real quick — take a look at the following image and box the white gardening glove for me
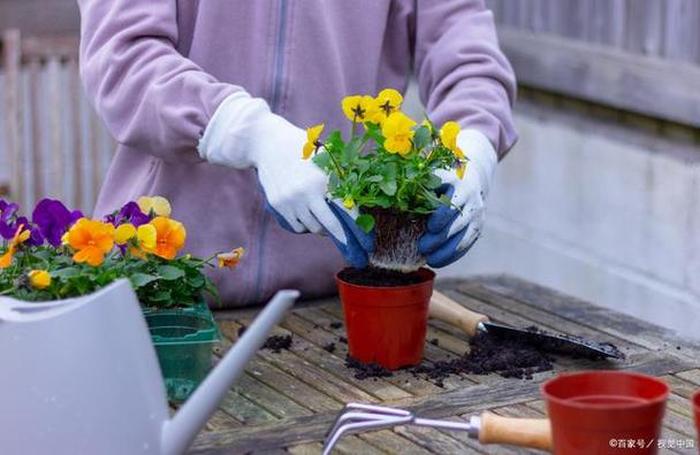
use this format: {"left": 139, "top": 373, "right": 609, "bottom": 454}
{"left": 418, "top": 129, "right": 497, "bottom": 267}
{"left": 198, "top": 92, "right": 373, "bottom": 267}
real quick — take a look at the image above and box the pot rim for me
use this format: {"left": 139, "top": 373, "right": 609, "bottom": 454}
{"left": 541, "top": 370, "right": 669, "bottom": 411}
{"left": 336, "top": 267, "right": 436, "bottom": 291}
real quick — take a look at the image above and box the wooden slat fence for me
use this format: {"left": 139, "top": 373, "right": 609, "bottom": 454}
{"left": 487, "top": 0, "right": 700, "bottom": 130}
{"left": 0, "top": 29, "right": 113, "bottom": 213}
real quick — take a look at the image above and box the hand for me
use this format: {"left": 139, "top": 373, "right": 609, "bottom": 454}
{"left": 418, "top": 130, "right": 498, "bottom": 268}
{"left": 198, "top": 92, "right": 373, "bottom": 267}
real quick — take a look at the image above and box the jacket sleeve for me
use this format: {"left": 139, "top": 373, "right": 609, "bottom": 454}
{"left": 77, "top": 0, "right": 238, "bottom": 161}
{"left": 413, "top": 0, "right": 518, "bottom": 158}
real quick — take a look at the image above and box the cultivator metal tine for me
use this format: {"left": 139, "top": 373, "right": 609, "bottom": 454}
{"left": 322, "top": 403, "right": 414, "bottom": 455}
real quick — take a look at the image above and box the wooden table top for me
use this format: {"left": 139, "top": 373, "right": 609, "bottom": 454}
{"left": 189, "top": 275, "right": 700, "bottom": 454}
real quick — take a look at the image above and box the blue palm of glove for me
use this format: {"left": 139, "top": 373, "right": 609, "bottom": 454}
{"left": 418, "top": 184, "right": 482, "bottom": 268}
{"left": 267, "top": 201, "right": 375, "bottom": 269}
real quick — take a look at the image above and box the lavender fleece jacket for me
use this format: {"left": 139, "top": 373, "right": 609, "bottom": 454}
{"left": 78, "top": 0, "right": 517, "bottom": 307}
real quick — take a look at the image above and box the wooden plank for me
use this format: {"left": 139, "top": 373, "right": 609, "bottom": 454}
{"left": 28, "top": 58, "right": 43, "bottom": 202}
{"left": 625, "top": 0, "right": 665, "bottom": 56}
{"left": 203, "top": 410, "right": 241, "bottom": 432}
{"left": 663, "top": 0, "right": 699, "bottom": 63}
{"left": 218, "top": 320, "right": 406, "bottom": 403}
{"left": 3, "top": 29, "right": 23, "bottom": 205}
{"left": 456, "top": 276, "right": 700, "bottom": 360}
{"left": 676, "top": 369, "right": 700, "bottom": 386}
{"left": 47, "top": 56, "right": 63, "bottom": 200}
{"left": 191, "top": 352, "right": 691, "bottom": 453}
{"left": 394, "top": 423, "right": 482, "bottom": 455}
{"left": 588, "top": 0, "right": 625, "bottom": 47}
{"left": 68, "top": 59, "right": 83, "bottom": 209}
{"left": 235, "top": 373, "right": 312, "bottom": 420}
{"left": 497, "top": 27, "right": 700, "bottom": 128}
{"left": 287, "top": 442, "right": 324, "bottom": 455}
{"left": 217, "top": 389, "right": 277, "bottom": 425}
{"left": 359, "top": 429, "right": 434, "bottom": 455}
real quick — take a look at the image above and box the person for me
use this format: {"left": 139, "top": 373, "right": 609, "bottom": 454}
{"left": 77, "top": 0, "right": 517, "bottom": 307}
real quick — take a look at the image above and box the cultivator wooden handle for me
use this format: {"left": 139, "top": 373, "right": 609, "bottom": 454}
{"left": 429, "top": 290, "right": 489, "bottom": 337}
{"left": 477, "top": 412, "right": 552, "bottom": 451}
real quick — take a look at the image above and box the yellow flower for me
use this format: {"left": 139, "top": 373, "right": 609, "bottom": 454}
{"left": 382, "top": 111, "right": 416, "bottom": 156}
{"left": 217, "top": 247, "right": 245, "bottom": 269}
{"left": 66, "top": 218, "right": 115, "bottom": 267}
{"left": 343, "top": 196, "right": 355, "bottom": 209}
{"left": 440, "top": 121, "right": 464, "bottom": 159}
{"left": 302, "top": 124, "right": 325, "bottom": 160}
{"left": 137, "top": 196, "right": 172, "bottom": 217}
{"left": 28, "top": 270, "right": 51, "bottom": 289}
{"left": 0, "top": 225, "right": 31, "bottom": 269}
{"left": 141, "top": 216, "right": 186, "bottom": 260}
{"left": 368, "top": 88, "right": 403, "bottom": 123}
{"left": 114, "top": 223, "right": 137, "bottom": 245}
{"left": 341, "top": 95, "right": 376, "bottom": 123}
{"left": 456, "top": 161, "right": 467, "bottom": 180}
{"left": 137, "top": 224, "right": 157, "bottom": 250}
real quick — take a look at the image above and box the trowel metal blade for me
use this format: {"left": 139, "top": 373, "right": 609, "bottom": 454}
{"left": 481, "top": 321, "right": 625, "bottom": 360}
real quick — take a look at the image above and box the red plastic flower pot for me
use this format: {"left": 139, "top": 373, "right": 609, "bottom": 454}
{"left": 336, "top": 268, "right": 435, "bottom": 370}
{"left": 542, "top": 371, "right": 669, "bottom": 454}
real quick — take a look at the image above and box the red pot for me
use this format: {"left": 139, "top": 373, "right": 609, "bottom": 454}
{"left": 542, "top": 371, "right": 669, "bottom": 454}
{"left": 336, "top": 268, "right": 435, "bottom": 370}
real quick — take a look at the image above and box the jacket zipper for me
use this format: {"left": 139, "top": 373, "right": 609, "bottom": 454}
{"left": 253, "top": 0, "right": 289, "bottom": 303}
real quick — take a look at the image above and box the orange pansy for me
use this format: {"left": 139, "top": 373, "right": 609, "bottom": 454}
{"left": 66, "top": 218, "right": 115, "bottom": 267}
{"left": 142, "top": 216, "right": 186, "bottom": 260}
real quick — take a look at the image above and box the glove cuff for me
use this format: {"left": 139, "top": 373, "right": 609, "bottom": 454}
{"left": 197, "top": 91, "right": 275, "bottom": 168}
{"left": 457, "top": 129, "right": 498, "bottom": 197}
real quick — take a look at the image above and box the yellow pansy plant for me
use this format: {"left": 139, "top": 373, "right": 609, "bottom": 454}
{"left": 137, "top": 196, "right": 172, "bottom": 218}
{"left": 300, "top": 88, "right": 468, "bottom": 232}
{"left": 28, "top": 270, "right": 51, "bottom": 289}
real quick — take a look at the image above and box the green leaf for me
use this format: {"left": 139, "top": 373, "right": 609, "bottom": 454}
{"left": 425, "top": 173, "right": 443, "bottom": 190}
{"left": 157, "top": 265, "right": 185, "bottom": 281}
{"left": 355, "top": 214, "right": 375, "bottom": 233}
{"left": 413, "top": 125, "right": 431, "bottom": 151}
{"left": 52, "top": 267, "right": 81, "bottom": 279}
{"left": 379, "top": 180, "right": 397, "bottom": 196}
{"left": 365, "top": 175, "right": 384, "bottom": 183}
{"left": 129, "top": 273, "right": 158, "bottom": 289}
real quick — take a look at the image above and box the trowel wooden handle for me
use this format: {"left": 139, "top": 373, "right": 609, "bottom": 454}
{"left": 479, "top": 412, "right": 552, "bottom": 452}
{"left": 429, "top": 290, "right": 489, "bottom": 337}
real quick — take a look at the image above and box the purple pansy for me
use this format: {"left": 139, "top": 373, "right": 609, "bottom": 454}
{"left": 32, "top": 199, "right": 83, "bottom": 247}
{"left": 105, "top": 201, "right": 150, "bottom": 227}
{"left": 0, "top": 200, "right": 20, "bottom": 240}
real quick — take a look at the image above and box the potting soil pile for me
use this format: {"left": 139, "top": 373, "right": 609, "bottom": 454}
{"left": 346, "top": 331, "right": 554, "bottom": 386}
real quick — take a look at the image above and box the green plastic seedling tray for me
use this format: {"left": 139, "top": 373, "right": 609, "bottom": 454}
{"left": 143, "top": 302, "right": 220, "bottom": 402}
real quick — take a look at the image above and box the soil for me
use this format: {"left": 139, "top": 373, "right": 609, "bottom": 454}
{"left": 366, "top": 208, "right": 428, "bottom": 271}
{"left": 345, "top": 332, "right": 556, "bottom": 385}
{"left": 329, "top": 322, "right": 342, "bottom": 329}
{"left": 518, "top": 325, "right": 625, "bottom": 360}
{"left": 323, "top": 342, "right": 337, "bottom": 354}
{"left": 338, "top": 267, "right": 425, "bottom": 287}
{"left": 237, "top": 324, "right": 292, "bottom": 353}
{"left": 345, "top": 356, "right": 393, "bottom": 380}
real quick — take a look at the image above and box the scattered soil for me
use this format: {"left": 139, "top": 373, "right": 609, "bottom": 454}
{"left": 346, "top": 356, "right": 393, "bottom": 380}
{"left": 329, "top": 322, "right": 342, "bottom": 329}
{"left": 262, "top": 335, "right": 293, "bottom": 353}
{"left": 344, "top": 332, "right": 555, "bottom": 385}
{"left": 338, "top": 336, "right": 348, "bottom": 344}
{"left": 339, "top": 267, "right": 425, "bottom": 287}
{"left": 237, "top": 324, "right": 292, "bottom": 353}
{"left": 429, "top": 338, "right": 440, "bottom": 347}
{"left": 517, "top": 325, "right": 625, "bottom": 360}
{"left": 323, "top": 342, "right": 337, "bottom": 354}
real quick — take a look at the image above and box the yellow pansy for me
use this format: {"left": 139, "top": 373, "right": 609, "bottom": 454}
{"left": 456, "top": 161, "right": 467, "bottom": 180}
{"left": 137, "top": 224, "right": 157, "bottom": 250}
{"left": 114, "top": 223, "right": 137, "bottom": 245}
{"left": 28, "top": 270, "right": 51, "bottom": 289}
{"left": 141, "top": 216, "right": 186, "bottom": 260}
{"left": 341, "top": 95, "right": 376, "bottom": 123}
{"left": 217, "top": 247, "right": 245, "bottom": 269}
{"left": 368, "top": 88, "right": 403, "bottom": 123}
{"left": 343, "top": 196, "right": 355, "bottom": 209}
{"left": 439, "top": 121, "right": 464, "bottom": 159}
{"left": 137, "top": 196, "right": 172, "bottom": 217}
{"left": 382, "top": 111, "right": 417, "bottom": 156}
{"left": 0, "top": 225, "right": 31, "bottom": 269}
{"left": 302, "top": 124, "right": 325, "bottom": 160}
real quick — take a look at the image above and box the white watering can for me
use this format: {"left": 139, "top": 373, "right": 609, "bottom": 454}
{"left": 0, "top": 279, "right": 299, "bottom": 455}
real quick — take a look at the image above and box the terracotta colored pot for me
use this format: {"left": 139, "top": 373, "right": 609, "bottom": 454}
{"left": 693, "top": 391, "right": 700, "bottom": 446}
{"left": 542, "top": 371, "right": 669, "bottom": 454}
{"left": 336, "top": 268, "right": 435, "bottom": 370}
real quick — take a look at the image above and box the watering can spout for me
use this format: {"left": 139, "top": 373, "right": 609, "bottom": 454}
{"left": 161, "top": 289, "right": 299, "bottom": 455}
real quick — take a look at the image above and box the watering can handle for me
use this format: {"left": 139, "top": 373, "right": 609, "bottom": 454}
{"left": 0, "top": 300, "right": 70, "bottom": 322}
{"left": 429, "top": 290, "right": 489, "bottom": 337}
{"left": 477, "top": 412, "right": 552, "bottom": 451}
